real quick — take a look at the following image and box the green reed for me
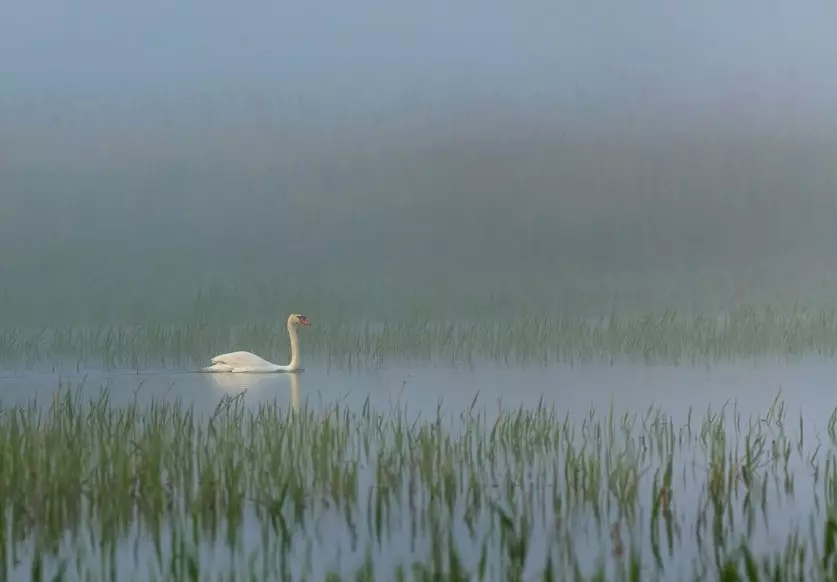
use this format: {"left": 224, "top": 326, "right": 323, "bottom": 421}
{"left": 3, "top": 305, "right": 837, "bottom": 370}
{"left": 2, "top": 386, "right": 837, "bottom": 580}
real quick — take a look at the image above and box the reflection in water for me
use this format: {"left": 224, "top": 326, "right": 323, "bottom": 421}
{"left": 209, "top": 372, "right": 270, "bottom": 394}
{"left": 208, "top": 372, "right": 301, "bottom": 411}
{"left": 290, "top": 372, "right": 299, "bottom": 410}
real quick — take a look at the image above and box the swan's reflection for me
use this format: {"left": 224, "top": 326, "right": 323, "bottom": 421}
{"left": 289, "top": 372, "right": 299, "bottom": 411}
{"left": 209, "top": 372, "right": 271, "bottom": 395}
{"left": 209, "top": 372, "right": 301, "bottom": 411}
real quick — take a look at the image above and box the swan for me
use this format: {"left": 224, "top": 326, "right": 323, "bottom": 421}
{"left": 199, "top": 313, "right": 310, "bottom": 373}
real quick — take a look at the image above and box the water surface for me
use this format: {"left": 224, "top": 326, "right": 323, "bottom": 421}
{"left": 2, "top": 358, "right": 837, "bottom": 580}
{"left": 1, "top": 357, "right": 833, "bottom": 425}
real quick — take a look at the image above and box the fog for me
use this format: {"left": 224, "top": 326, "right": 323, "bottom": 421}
{"left": 2, "top": 0, "right": 837, "bottom": 324}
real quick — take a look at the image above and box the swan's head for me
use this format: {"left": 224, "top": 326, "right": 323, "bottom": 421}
{"left": 290, "top": 313, "right": 310, "bottom": 326}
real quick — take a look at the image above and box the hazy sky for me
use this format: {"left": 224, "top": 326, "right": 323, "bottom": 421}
{"left": 2, "top": 0, "right": 837, "bottom": 323}
{"left": 2, "top": 0, "right": 837, "bottom": 122}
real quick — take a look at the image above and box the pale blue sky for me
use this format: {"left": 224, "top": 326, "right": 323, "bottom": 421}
{"left": 2, "top": 0, "right": 836, "bottom": 120}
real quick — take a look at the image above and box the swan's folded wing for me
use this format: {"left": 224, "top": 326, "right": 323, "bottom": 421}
{"left": 202, "top": 363, "right": 235, "bottom": 372}
{"left": 211, "top": 351, "right": 272, "bottom": 367}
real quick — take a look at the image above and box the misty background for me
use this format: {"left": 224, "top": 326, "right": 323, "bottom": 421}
{"left": 2, "top": 0, "right": 837, "bottom": 325}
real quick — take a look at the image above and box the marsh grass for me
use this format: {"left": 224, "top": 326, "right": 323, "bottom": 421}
{"left": 2, "top": 386, "right": 837, "bottom": 580}
{"left": 3, "top": 305, "right": 837, "bottom": 371}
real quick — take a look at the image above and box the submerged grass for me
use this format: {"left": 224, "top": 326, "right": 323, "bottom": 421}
{"left": 1, "top": 386, "right": 837, "bottom": 580}
{"left": 3, "top": 305, "right": 837, "bottom": 370}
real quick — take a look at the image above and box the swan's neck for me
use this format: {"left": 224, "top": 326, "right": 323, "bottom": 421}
{"left": 286, "top": 321, "right": 301, "bottom": 371}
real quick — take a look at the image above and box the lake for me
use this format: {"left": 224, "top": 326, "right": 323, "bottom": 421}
{"left": 1, "top": 357, "right": 832, "bottom": 423}
{"left": 1, "top": 358, "right": 836, "bottom": 581}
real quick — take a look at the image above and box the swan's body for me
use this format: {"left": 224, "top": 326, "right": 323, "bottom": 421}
{"left": 203, "top": 351, "right": 291, "bottom": 373}
{"left": 200, "top": 313, "right": 309, "bottom": 373}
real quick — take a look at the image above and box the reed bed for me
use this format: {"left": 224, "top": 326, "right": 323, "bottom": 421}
{"left": 3, "top": 306, "right": 837, "bottom": 370}
{"left": 1, "top": 386, "right": 837, "bottom": 580}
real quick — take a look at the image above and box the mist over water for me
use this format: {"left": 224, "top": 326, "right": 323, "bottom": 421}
{"left": 4, "top": 109, "right": 837, "bottom": 324}
{"left": 3, "top": 0, "right": 837, "bottom": 325}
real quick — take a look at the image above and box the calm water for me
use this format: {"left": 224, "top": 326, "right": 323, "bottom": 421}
{"left": 1, "top": 357, "right": 834, "bottom": 425}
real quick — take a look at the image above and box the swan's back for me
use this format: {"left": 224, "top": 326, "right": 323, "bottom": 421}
{"left": 211, "top": 351, "right": 273, "bottom": 368}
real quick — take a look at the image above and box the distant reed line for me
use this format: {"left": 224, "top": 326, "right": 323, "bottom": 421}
{"left": 2, "top": 306, "right": 837, "bottom": 369}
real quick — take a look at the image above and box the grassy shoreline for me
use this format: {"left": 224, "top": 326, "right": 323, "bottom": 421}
{"left": 0, "top": 388, "right": 836, "bottom": 580}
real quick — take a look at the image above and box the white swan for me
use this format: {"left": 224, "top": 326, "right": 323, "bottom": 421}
{"left": 200, "top": 313, "right": 310, "bottom": 373}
